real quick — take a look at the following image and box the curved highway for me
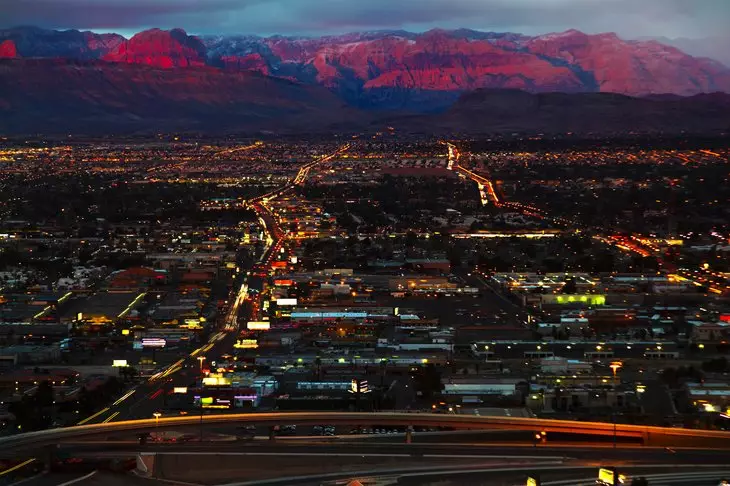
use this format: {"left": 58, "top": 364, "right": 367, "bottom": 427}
{"left": 3, "top": 412, "right": 730, "bottom": 455}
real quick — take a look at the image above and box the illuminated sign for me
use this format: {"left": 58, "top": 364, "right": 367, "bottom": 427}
{"left": 247, "top": 321, "right": 270, "bottom": 331}
{"left": 553, "top": 295, "right": 606, "bottom": 306}
{"left": 598, "top": 468, "right": 615, "bottom": 485}
{"left": 349, "top": 379, "right": 370, "bottom": 394}
{"left": 142, "top": 338, "right": 166, "bottom": 348}
{"left": 597, "top": 468, "right": 624, "bottom": 485}
{"left": 234, "top": 339, "right": 259, "bottom": 349}
{"left": 276, "top": 298, "right": 297, "bottom": 306}
{"left": 291, "top": 312, "right": 368, "bottom": 319}
{"left": 112, "top": 359, "right": 128, "bottom": 367}
{"left": 274, "top": 279, "right": 294, "bottom": 287}
{"left": 121, "top": 329, "right": 130, "bottom": 336}
{"left": 173, "top": 387, "right": 188, "bottom": 394}
{"left": 290, "top": 256, "right": 298, "bottom": 264}
{"left": 202, "top": 374, "right": 232, "bottom": 386}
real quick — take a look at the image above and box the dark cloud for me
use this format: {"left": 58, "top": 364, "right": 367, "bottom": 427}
{"left": 2, "top": 0, "right": 247, "bottom": 30}
{"left": 2, "top": 0, "right": 728, "bottom": 38}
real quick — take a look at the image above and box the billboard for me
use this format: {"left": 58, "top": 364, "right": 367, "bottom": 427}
{"left": 546, "top": 295, "right": 607, "bottom": 306}
{"left": 234, "top": 339, "right": 259, "bottom": 349}
{"left": 141, "top": 337, "right": 167, "bottom": 348}
{"left": 247, "top": 321, "right": 271, "bottom": 331}
{"left": 598, "top": 468, "right": 614, "bottom": 485}
{"left": 597, "top": 468, "right": 624, "bottom": 485}
{"left": 276, "top": 298, "right": 298, "bottom": 306}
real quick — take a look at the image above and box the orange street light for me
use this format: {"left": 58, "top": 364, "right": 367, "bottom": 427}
{"left": 609, "top": 361, "right": 623, "bottom": 378}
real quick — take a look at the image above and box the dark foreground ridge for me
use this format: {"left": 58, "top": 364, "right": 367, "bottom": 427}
{"left": 1, "top": 59, "right": 729, "bottom": 136}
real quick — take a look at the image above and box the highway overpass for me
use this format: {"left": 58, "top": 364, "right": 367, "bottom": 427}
{"left": 2, "top": 412, "right": 730, "bottom": 456}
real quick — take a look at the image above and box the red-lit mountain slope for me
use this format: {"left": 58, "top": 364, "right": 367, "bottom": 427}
{"left": 0, "top": 59, "right": 360, "bottom": 135}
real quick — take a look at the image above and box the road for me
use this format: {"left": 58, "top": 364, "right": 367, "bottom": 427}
{"left": 444, "top": 141, "right": 501, "bottom": 206}
{"left": 446, "top": 141, "right": 727, "bottom": 299}
{"left": 80, "top": 144, "right": 351, "bottom": 425}
{"left": 13, "top": 471, "right": 172, "bottom": 486}
{"left": 68, "top": 144, "right": 353, "bottom": 427}
{"left": 26, "top": 446, "right": 730, "bottom": 486}
{"left": 249, "top": 144, "right": 350, "bottom": 267}
{"left": 55, "top": 440, "right": 730, "bottom": 463}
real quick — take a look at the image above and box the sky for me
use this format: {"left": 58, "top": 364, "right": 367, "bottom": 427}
{"left": 2, "top": 0, "right": 729, "bottom": 39}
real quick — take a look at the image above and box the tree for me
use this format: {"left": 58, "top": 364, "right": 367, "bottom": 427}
{"left": 405, "top": 231, "right": 418, "bottom": 248}
{"left": 314, "top": 356, "right": 322, "bottom": 380}
{"left": 414, "top": 364, "right": 444, "bottom": 400}
{"left": 562, "top": 277, "right": 577, "bottom": 295}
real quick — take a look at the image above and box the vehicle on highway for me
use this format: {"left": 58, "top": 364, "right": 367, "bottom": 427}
{"left": 279, "top": 425, "right": 297, "bottom": 436}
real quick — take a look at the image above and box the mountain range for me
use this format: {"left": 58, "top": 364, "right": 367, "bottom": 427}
{"left": 646, "top": 36, "right": 730, "bottom": 69}
{"left": 1, "top": 26, "right": 729, "bottom": 135}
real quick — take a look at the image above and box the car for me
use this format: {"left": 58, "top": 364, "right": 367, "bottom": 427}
{"left": 280, "top": 425, "right": 297, "bottom": 436}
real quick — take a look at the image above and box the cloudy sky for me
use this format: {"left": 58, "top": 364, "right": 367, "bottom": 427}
{"left": 2, "top": 0, "right": 728, "bottom": 39}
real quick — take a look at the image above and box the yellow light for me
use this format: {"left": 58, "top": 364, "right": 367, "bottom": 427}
{"left": 703, "top": 403, "right": 717, "bottom": 412}
{"left": 598, "top": 468, "right": 615, "bottom": 484}
{"left": 121, "top": 329, "right": 130, "bottom": 336}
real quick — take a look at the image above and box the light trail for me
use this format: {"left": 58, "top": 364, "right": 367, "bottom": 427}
{"left": 215, "top": 143, "right": 261, "bottom": 156}
{"left": 112, "top": 389, "right": 136, "bottom": 406}
{"left": 102, "top": 411, "right": 120, "bottom": 423}
{"left": 444, "top": 142, "right": 501, "bottom": 206}
{"left": 0, "top": 458, "right": 36, "bottom": 477}
{"left": 76, "top": 407, "right": 110, "bottom": 425}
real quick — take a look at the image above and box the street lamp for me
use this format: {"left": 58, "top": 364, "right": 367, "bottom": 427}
{"left": 197, "top": 356, "right": 206, "bottom": 376}
{"left": 609, "top": 361, "right": 623, "bottom": 378}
